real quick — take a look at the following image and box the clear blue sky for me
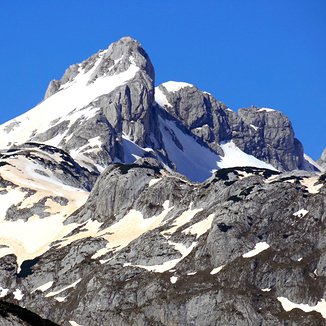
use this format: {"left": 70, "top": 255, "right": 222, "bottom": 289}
{"left": 0, "top": 0, "right": 325, "bottom": 160}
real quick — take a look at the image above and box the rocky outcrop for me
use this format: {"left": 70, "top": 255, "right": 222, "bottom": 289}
{"left": 0, "top": 142, "right": 98, "bottom": 191}
{"left": 44, "top": 37, "right": 156, "bottom": 152}
{"left": 318, "top": 148, "right": 326, "bottom": 171}
{"left": 156, "top": 83, "right": 232, "bottom": 156}
{"left": 0, "top": 160, "right": 325, "bottom": 325}
{"left": 156, "top": 82, "right": 306, "bottom": 171}
{"left": 0, "top": 37, "right": 325, "bottom": 325}
{"left": 1, "top": 37, "right": 321, "bottom": 177}
{"left": 235, "top": 106, "right": 304, "bottom": 171}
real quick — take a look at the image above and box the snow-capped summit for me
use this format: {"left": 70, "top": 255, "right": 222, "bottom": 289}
{"left": 0, "top": 36, "right": 320, "bottom": 183}
{"left": 0, "top": 36, "right": 325, "bottom": 326}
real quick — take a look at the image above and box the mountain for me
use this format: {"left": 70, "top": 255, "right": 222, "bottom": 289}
{"left": 0, "top": 36, "right": 325, "bottom": 325}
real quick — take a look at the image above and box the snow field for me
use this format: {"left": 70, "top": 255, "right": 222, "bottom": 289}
{"left": 0, "top": 51, "right": 139, "bottom": 150}
{"left": 159, "top": 116, "right": 277, "bottom": 182}
{"left": 182, "top": 213, "right": 215, "bottom": 239}
{"left": 0, "top": 157, "right": 89, "bottom": 270}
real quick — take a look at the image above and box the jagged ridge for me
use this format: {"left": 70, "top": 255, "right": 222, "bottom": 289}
{"left": 0, "top": 37, "right": 325, "bottom": 325}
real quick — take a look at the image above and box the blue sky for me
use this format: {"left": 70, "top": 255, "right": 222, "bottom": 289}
{"left": 0, "top": 0, "right": 325, "bottom": 160}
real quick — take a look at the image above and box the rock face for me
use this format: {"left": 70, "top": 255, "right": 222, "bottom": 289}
{"left": 318, "top": 148, "right": 326, "bottom": 171}
{"left": 156, "top": 83, "right": 308, "bottom": 172}
{"left": 0, "top": 161, "right": 326, "bottom": 325}
{"left": 0, "top": 37, "right": 320, "bottom": 178}
{"left": 0, "top": 37, "right": 325, "bottom": 325}
{"left": 235, "top": 106, "right": 305, "bottom": 171}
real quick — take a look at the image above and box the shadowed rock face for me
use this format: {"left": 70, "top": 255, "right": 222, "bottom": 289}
{"left": 0, "top": 299, "right": 59, "bottom": 326}
{"left": 0, "top": 37, "right": 325, "bottom": 325}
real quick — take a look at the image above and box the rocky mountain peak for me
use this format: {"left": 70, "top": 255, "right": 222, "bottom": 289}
{"left": 45, "top": 36, "right": 154, "bottom": 100}
{"left": 0, "top": 37, "right": 326, "bottom": 325}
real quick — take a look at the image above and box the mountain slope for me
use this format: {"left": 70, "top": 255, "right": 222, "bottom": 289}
{"left": 0, "top": 160, "right": 325, "bottom": 325}
{"left": 0, "top": 37, "right": 325, "bottom": 325}
{"left": 0, "top": 37, "right": 319, "bottom": 181}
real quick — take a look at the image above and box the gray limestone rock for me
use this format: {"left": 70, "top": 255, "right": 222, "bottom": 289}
{"left": 157, "top": 83, "right": 231, "bottom": 156}
{"left": 1, "top": 162, "right": 323, "bottom": 325}
{"left": 1, "top": 37, "right": 326, "bottom": 326}
{"left": 44, "top": 80, "right": 61, "bottom": 100}
{"left": 0, "top": 165, "right": 324, "bottom": 324}
{"left": 157, "top": 83, "right": 307, "bottom": 171}
{"left": 235, "top": 106, "right": 304, "bottom": 171}
{"left": 317, "top": 148, "right": 326, "bottom": 170}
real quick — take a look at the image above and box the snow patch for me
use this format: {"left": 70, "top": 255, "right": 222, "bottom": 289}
{"left": 210, "top": 265, "right": 225, "bottom": 275}
{"left": 155, "top": 88, "right": 172, "bottom": 108}
{"left": 243, "top": 242, "right": 270, "bottom": 258}
{"left": 293, "top": 209, "right": 309, "bottom": 218}
{"left": 13, "top": 289, "right": 24, "bottom": 300}
{"left": 0, "top": 287, "right": 9, "bottom": 298}
{"left": 93, "top": 201, "right": 173, "bottom": 259}
{"left": 149, "top": 178, "right": 162, "bottom": 187}
{"left": 219, "top": 141, "right": 277, "bottom": 171}
{"left": 304, "top": 154, "right": 324, "bottom": 172}
{"left": 162, "top": 205, "right": 203, "bottom": 236}
{"left": 162, "top": 81, "right": 194, "bottom": 93}
{"left": 258, "top": 108, "right": 275, "bottom": 112}
{"left": 31, "top": 281, "right": 54, "bottom": 293}
{"left": 69, "top": 322, "right": 84, "bottom": 326}
{"left": 122, "top": 134, "right": 154, "bottom": 163}
{"left": 261, "top": 288, "right": 271, "bottom": 292}
{"left": 300, "top": 176, "right": 323, "bottom": 194}
{"left": 45, "top": 278, "right": 81, "bottom": 297}
{"left": 278, "top": 297, "right": 326, "bottom": 318}
{"left": 182, "top": 213, "right": 215, "bottom": 239}
{"left": 55, "top": 296, "right": 67, "bottom": 302}
{"left": 123, "top": 242, "right": 197, "bottom": 273}
{"left": 170, "top": 276, "right": 178, "bottom": 284}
